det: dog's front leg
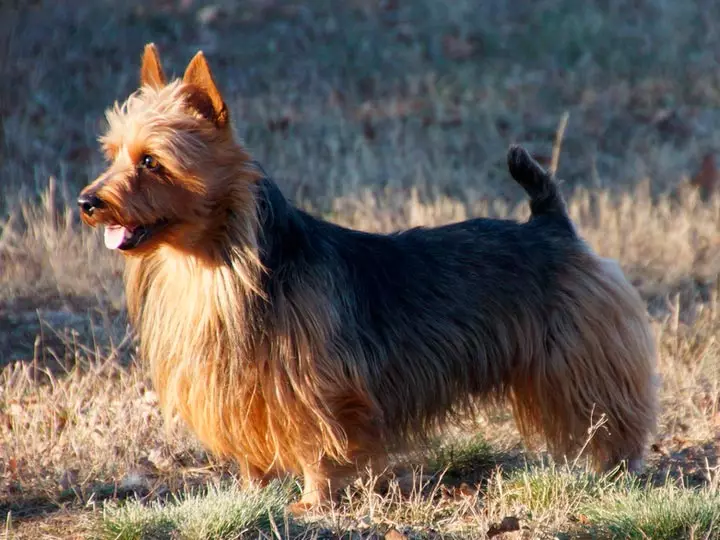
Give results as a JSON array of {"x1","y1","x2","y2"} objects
[
  {"x1": 287, "y1": 459, "x2": 345, "y2": 515},
  {"x1": 288, "y1": 462, "x2": 331, "y2": 515},
  {"x1": 238, "y1": 459, "x2": 270, "y2": 487}
]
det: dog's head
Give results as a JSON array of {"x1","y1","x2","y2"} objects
[{"x1": 78, "y1": 44, "x2": 258, "y2": 256}]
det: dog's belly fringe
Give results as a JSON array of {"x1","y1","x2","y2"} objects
[{"x1": 127, "y1": 250, "x2": 383, "y2": 475}]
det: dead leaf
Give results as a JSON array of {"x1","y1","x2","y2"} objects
[
  {"x1": 443, "y1": 35, "x2": 476, "y2": 60},
  {"x1": 385, "y1": 528, "x2": 407, "y2": 540},
  {"x1": 58, "y1": 469, "x2": 79, "y2": 491},
  {"x1": 146, "y1": 448, "x2": 173, "y2": 471},
  {"x1": 691, "y1": 153, "x2": 718, "y2": 199},
  {"x1": 487, "y1": 516, "x2": 521, "y2": 538},
  {"x1": 363, "y1": 119, "x2": 376, "y2": 141},
  {"x1": 53, "y1": 408, "x2": 68, "y2": 433},
  {"x1": 328, "y1": 89, "x2": 345, "y2": 108},
  {"x1": 380, "y1": 0, "x2": 399, "y2": 12},
  {"x1": 440, "y1": 482, "x2": 478, "y2": 500},
  {"x1": 673, "y1": 434, "x2": 690, "y2": 448},
  {"x1": 651, "y1": 443, "x2": 670, "y2": 457},
  {"x1": 267, "y1": 117, "x2": 291, "y2": 134}
]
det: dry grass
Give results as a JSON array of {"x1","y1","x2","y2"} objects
[{"x1": 4, "y1": 0, "x2": 720, "y2": 538}]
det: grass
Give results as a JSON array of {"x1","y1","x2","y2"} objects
[
  {"x1": 3, "y1": 0, "x2": 720, "y2": 538},
  {"x1": 92, "y1": 456, "x2": 720, "y2": 539},
  {"x1": 582, "y1": 481, "x2": 720, "y2": 539},
  {"x1": 100, "y1": 481, "x2": 295, "y2": 540}
]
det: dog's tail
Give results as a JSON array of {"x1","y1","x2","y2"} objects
[{"x1": 507, "y1": 145, "x2": 573, "y2": 230}]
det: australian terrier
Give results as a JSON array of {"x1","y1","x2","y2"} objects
[{"x1": 78, "y1": 44, "x2": 658, "y2": 512}]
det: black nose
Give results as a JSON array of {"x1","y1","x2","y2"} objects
[{"x1": 77, "y1": 193, "x2": 105, "y2": 216}]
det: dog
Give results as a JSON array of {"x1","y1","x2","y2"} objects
[{"x1": 78, "y1": 44, "x2": 658, "y2": 512}]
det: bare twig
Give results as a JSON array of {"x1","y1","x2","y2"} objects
[
  {"x1": 571, "y1": 405, "x2": 609, "y2": 470},
  {"x1": 550, "y1": 111, "x2": 570, "y2": 177}
]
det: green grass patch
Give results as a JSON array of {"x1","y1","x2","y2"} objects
[
  {"x1": 492, "y1": 465, "x2": 720, "y2": 538},
  {"x1": 99, "y1": 480, "x2": 296, "y2": 540},
  {"x1": 581, "y1": 482, "x2": 720, "y2": 540},
  {"x1": 499, "y1": 463, "x2": 607, "y2": 518},
  {"x1": 425, "y1": 433, "x2": 494, "y2": 478}
]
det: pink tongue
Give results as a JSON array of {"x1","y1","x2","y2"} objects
[{"x1": 104, "y1": 226, "x2": 129, "y2": 250}]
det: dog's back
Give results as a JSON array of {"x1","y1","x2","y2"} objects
[{"x1": 255, "y1": 146, "x2": 656, "y2": 474}]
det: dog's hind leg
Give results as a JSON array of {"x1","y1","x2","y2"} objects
[{"x1": 509, "y1": 254, "x2": 658, "y2": 474}]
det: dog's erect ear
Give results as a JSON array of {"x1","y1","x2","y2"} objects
[
  {"x1": 140, "y1": 43, "x2": 167, "y2": 89},
  {"x1": 182, "y1": 51, "x2": 229, "y2": 129}
]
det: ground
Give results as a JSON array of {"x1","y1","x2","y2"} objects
[{"x1": 2, "y1": 0, "x2": 720, "y2": 538}]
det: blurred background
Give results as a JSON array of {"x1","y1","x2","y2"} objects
[{"x1": 3, "y1": 0, "x2": 720, "y2": 208}]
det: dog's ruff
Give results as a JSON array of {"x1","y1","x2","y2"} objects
[{"x1": 78, "y1": 44, "x2": 658, "y2": 509}]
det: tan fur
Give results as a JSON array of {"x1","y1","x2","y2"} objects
[
  {"x1": 140, "y1": 43, "x2": 166, "y2": 89},
  {"x1": 182, "y1": 51, "x2": 230, "y2": 129}
]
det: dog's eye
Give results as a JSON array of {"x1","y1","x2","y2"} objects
[{"x1": 140, "y1": 154, "x2": 160, "y2": 170}]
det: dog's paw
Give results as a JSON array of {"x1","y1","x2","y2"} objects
[{"x1": 286, "y1": 501, "x2": 317, "y2": 516}]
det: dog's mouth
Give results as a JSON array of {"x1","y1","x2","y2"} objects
[{"x1": 103, "y1": 220, "x2": 168, "y2": 251}]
